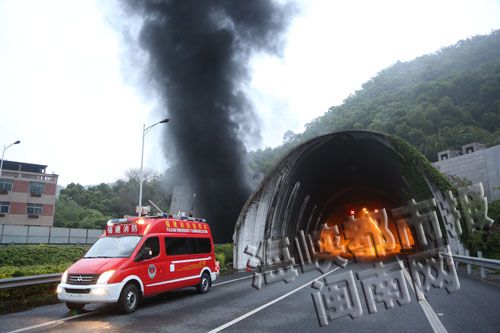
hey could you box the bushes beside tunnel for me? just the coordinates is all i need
[215,243,234,274]
[389,136,453,200]
[460,199,500,259]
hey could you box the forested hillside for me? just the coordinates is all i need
[249,30,500,176]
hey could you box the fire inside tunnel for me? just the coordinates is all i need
[233,131,440,269]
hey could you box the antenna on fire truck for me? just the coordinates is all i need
[148,199,165,215]
[189,193,197,217]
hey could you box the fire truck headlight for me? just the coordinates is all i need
[97,270,115,284]
[91,287,107,295]
[61,270,68,283]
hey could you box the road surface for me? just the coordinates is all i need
[0,261,499,333]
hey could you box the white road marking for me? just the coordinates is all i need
[212,264,302,287]
[212,275,253,286]
[397,259,448,333]
[207,267,340,333]
[6,312,96,333]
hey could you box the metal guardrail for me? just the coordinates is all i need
[453,253,500,279]
[453,254,500,269]
[0,273,62,289]
[453,254,500,270]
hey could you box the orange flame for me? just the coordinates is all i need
[319,208,415,261]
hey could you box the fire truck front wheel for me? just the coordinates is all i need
[196,272,211,294]
[117,283,140,314]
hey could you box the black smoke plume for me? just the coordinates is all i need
[127,0,294,242]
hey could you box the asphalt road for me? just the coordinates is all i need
[1,261,499,333]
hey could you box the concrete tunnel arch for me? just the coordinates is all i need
[233,130,447,269]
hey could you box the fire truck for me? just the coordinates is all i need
[57,214,218,313]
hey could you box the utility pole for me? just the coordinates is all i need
[137,119,169,217]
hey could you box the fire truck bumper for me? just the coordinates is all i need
[57,282,123,303]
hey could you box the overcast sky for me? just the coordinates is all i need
[1,0,499,186]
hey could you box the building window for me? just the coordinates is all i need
[0,179,13,192]
[29,182,45,194]
[27,203,43,215]
[466,147,474,154]
[0,201,10,214]
[440,154,448,160]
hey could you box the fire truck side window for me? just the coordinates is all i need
[165,237,211,255]
[191,238,211,254]
[165,237,189,255]
[139,237,160,259]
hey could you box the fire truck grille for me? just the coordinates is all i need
[65,288,91,294]
[67,274,99,285]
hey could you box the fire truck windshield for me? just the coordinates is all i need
[84,236,142,258]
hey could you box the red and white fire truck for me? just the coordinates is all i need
[57,215,218,313]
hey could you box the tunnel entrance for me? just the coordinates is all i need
[233,131,439,269]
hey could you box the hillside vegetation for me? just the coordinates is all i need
[249,30,500,176]
[54,170,173,229]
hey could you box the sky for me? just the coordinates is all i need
[1,0,499,186]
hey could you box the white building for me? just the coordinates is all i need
[432,143,500,201]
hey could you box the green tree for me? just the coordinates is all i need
[54,169,173,229]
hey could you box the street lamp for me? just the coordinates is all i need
[0,140,21,177]
[138,118,169,216]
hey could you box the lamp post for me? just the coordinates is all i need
[0,140,21,177]
[138,118,169,216]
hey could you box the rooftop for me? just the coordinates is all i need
[0,160,48,174]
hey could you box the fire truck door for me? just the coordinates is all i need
[134,236,165,296]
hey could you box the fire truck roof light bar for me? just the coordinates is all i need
[106,218,129,226]
[106,216,207,226]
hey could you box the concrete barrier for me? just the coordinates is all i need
[69,228,87,244]
[27,226,50,243]
[0,225,103,245]
[87,229,104,243]
[1,225,29,243]
[49,227,70,244]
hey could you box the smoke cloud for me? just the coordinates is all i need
[126,0,294,242]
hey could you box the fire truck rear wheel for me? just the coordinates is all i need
[196,272,211,294]
[117,283,140,314]
[66,302,85,311]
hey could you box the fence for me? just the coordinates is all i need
[0,224,103,245]
[453,250,500,279]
